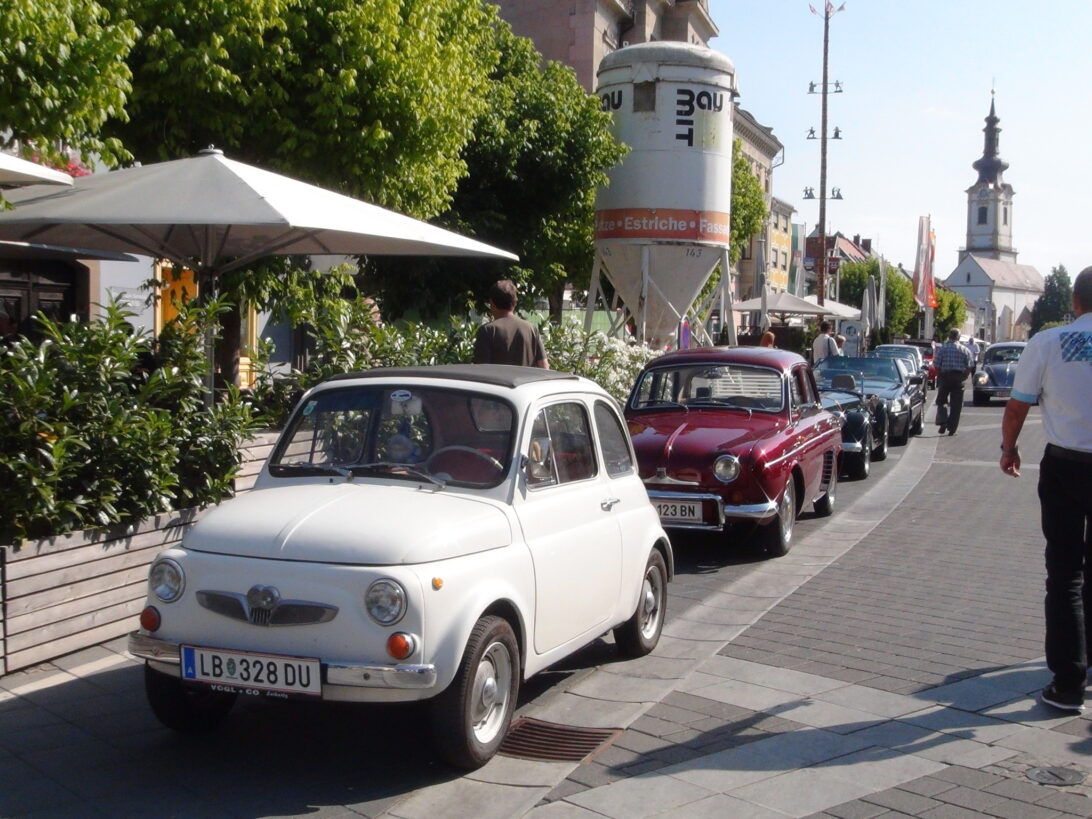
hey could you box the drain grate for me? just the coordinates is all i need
[499,717,620,763]
[1027,766,1086,786]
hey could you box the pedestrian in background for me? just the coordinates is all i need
[1000,265,1092,713]
[472,279,549,369]
[934,328,974,435]
[759,330,776,348]
[811,321,839,363]
[964,336,979,373]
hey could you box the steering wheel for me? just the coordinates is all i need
[426,445,504,478]
[724,395,760,408]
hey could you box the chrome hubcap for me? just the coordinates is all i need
[470,642,512,744]
[639,567,663,638]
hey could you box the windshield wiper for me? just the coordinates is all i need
[345,462,446,488]
[274,462,352,478]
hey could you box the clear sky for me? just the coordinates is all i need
[706,0,1092,282]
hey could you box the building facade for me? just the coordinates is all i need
[941,99,1042,342]
[732,105,783,299]
[495,0,718,92]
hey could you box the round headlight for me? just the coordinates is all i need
[713,454,741,483]
[975,373,988,385]
[365,579,407,625]
[149,558,185,603]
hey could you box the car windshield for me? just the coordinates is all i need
[631,363,785,412]
[815,356,903,388]
[268,385,516,488]
[984,346,1024,364]
[873,347,919,365]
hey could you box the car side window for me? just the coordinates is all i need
[526,402,597,488]
[594,401,634,477]
[789,369,807,410]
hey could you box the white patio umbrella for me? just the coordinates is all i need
[0,148,518,387]
[802,294,861,320]
[0,153,73,187]
[0,148,515,271]
[734,287,829,323]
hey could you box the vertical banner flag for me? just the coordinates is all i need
[911,216,938,309]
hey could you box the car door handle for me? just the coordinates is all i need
[601,497,621,511]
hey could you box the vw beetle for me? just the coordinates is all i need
[973,341,1026,405]
[129,365,672,769]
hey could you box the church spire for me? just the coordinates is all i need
[972,95,1009,185]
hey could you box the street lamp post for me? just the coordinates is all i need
[812,2,844,306]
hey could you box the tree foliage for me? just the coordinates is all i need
[932,287,966,337]
[103,0,498,218]
[0,0,136,168]
[729,138,767,265]
[366,20,626,320]
[1031,265,1072,335]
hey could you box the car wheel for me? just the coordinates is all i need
[849,430,871,480]
[614,549,668,658]
[872,424,888,461]
[973,392,989,407]
[144,664,236,732]
[760,477,796,558]
[911,406,924,436]
[814,462,836,517]
[892,417,910,445]
[432,615,519,770]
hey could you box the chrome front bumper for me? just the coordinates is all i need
[646,490,778,531]
[128,631,437,690]
[841,440,864,454]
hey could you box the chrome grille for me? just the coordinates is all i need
[197,590,338,627]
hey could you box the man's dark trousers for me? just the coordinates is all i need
[1040,447,1092,695]
[936,370,966,432]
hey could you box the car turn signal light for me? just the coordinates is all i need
[386,632,416,660]
[139,606,161,632]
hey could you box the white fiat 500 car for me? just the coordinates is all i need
[129,365,672,769]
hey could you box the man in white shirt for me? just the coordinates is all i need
[812,321,840,363]
[1001,266,1092,713]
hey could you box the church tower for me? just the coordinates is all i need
[960,97,1017,263]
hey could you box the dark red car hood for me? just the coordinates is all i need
[627,409,783,471]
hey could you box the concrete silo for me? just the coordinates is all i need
[586,42,737,348]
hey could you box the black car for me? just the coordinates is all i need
[817,371,888,480]
[816,355,926,446]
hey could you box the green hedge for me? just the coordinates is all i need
[0,299,257,545]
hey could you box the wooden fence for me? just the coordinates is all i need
[0,431,279,676]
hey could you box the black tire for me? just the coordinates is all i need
[144,664,236,732]
[973,392,989,407]
[872,424,888,461]
[614,550,668,658]
[911,406,924,436]
[848,430,871,480]
[431,616,519,770]
[892,417,910,446]
[760,477,796,558]
[814,462,836,517]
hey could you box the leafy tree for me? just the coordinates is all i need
[103,0,498,219]
[880,268,918,341]
[1031,265,1072,335]
[729,138,767,265]
[366,19,626,320]
[835,258,874,308]
[932,287,966,337]
[0,0,136,169]
[100,0,502,381]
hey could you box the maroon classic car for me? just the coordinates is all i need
[624,347,843,556]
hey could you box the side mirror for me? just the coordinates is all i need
[909,375,924,386]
